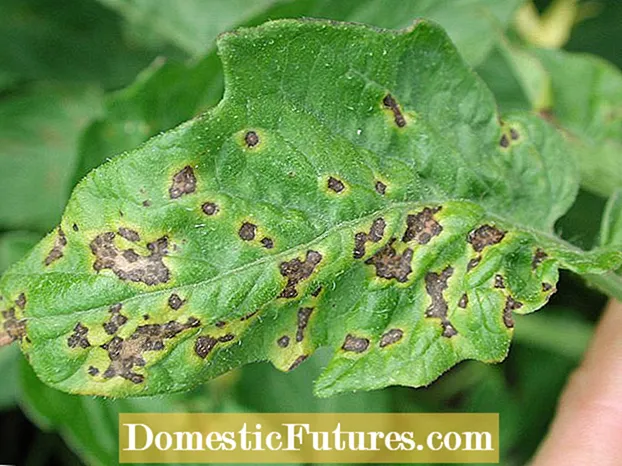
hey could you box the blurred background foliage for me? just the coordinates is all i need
[0,0,619,465]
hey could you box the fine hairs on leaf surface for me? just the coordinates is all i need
[1,19,621,398]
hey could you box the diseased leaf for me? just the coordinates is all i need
[1,20,621,398]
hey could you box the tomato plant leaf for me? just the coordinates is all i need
[1,19,621,398]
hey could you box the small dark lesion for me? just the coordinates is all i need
[102,303,128,335]
[168,293,185,310]
[499,134,510,148]
[260,237,274,249]
[277,335,290,348]
[458,293,468,309]
[240,310,259,322]
[68,323,90,348]
[202,202,219,216]
[424,267,458,338]
[402,206,443,245]
[296,307,314,342]
[72,223,79,232]
[244,131,260,148]
[342,334,370,353]
[2,308,27,343]
[510,128,520,140]
[503,296,523,328]
[467,225,506,253]
[375,181,387,195]
[15,293,26,310]
[365,239,413,283]
[238,222,257,241]
[327,176,345,193]
[379,328,403,348]
[467,256,481,271]
[288,354,308,371]
[195,336,218,359]
[279,250,323,299]
[118,227,140,242]
[87,366,99,376]
[44,227,67,266]
[383,94,406,127]
[169,166,196,199]
[311,286,322,297]
[532,249,548,269]
[542,282,554,292]
[353,217,386,259]
[494,274,505,289]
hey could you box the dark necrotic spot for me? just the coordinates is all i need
[365,239,413,282]
[353,218,386,259]
[118,227,140,242]
[261,237,274,249]
[510,128,520,140]
[245,131,259,148]
[102,303,128,335]
[1,309,26,342]
[72,223,79,232]
[169,166,196,199]
[44,227,67,266]
[467,225,506,253]
[467,256,481,271]
[500,134,510,148]
[542,282,554,292]
[402,206,443,244]
[195,336,217,359]
[168,293,185,310]
[67,323,90,348]
[288,355,308,371]
[503,296,523,328]
[218,333,235,343]
[379,329,403,348]
[375,181,387,195]
[425,267,457,338]
[342,334,370,353]
[279,250,323,298]
[143,314,150,320]
[383,94,406,127]
[90,233,170,286]
[311,286,322,297]
[215,320,226,328]
[240,310,259,321]
[88,366,99,376]
[277,335,290,348]
[202,202,219,216]
[494,274,505,289]
[532,249,548,269]
[238,222,257,241]
[458,293,468,309]
[142,200,152,207]
[296,307,314,342]
[327,176,345,193]
[15,293,26,310]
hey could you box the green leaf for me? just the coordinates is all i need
[2,19,621,399]
[601,190,622,249]
[0,84,104,232]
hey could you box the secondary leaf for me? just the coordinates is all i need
[1,19,621,398]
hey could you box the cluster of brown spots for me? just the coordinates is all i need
[277,335,290,348]
[458,293,468,309]
[202,202,219,216]
[15,293,26,310]
[168,293,185,310]
[402,207,443,244]
[296,307,314,342]
[278,250,323,298]
[72,223,79,232]
[103,303,128,335]
[238,222,257,241]
[424,267,457,338]
[503,297,523,329]
[288,354,308,371]
[375,181,387,195]
[467,225,506,252]
[194,332,235,359]
[44,228,67,266]
[90,233,170,286]
[383,94,406,127]
[118,227,140,242]
[494,275,505,289]
[244,131,259,148]
[365,239,413,282]
[327,176,345,193]
[379,328,403,348]
[102,317,200,383]
[532,249,548,269]
[342,334,370,353]
[542,282,554,292]
[467,256,481,271]
[260,237,274,249]
[353,218,386,259]
[67,323,90,348]
[2,309,26,342]
[88,366,99,376]
[169,166,196,199]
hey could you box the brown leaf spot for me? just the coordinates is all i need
[542,282,554,292]
[342,334,370,353]
[238,222,257,241]
[503,297,523,328]
[44,228,67,266]
[88,366,99,376]
[510,128,520,140]
[458,293,468,309]
[467,256,481,271]
[218,333,235,343]
[288,355,308,371]
[383,94,406,127]
[102,303,128,335]
[68,323,90,348]
[296,307,314,342]
[327,176,345,193]
[379,329,403,348]
[240,310,259,321]
[402,207,442,244]
[365,239,413,282]
[425,267,457,338]
[118,227,140,242]
[215,320,226,328]
[245,131,259,148]
[261,237,274,249]
[311,286,322,297]
[494,274,505,289]
[90,233,170,286]
[15,293,26,310]
[195,336,218,359]
[532,249,548,269]
[375,181,387,195]
[500,134,510,148]
[1,309,26,343]
[467,225,506,253]
[142,200,152,207]
[353,218,386,259]
[168,293,185,310]
[169,166,196,199]
[279,251,323,298]
[277,335,290,348]
[202,202,219,216]
[72,223,79,232]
